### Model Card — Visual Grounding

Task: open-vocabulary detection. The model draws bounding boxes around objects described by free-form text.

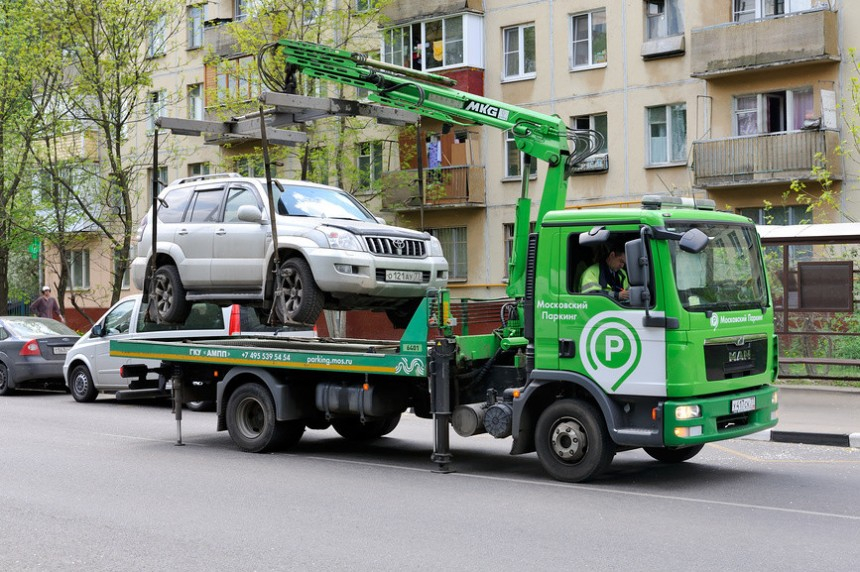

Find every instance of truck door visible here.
[554,226,668,398]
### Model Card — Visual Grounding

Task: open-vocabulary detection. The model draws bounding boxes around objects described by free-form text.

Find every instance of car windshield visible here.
[668,223,769,312]
[4,318,78,337]
[273,182,375,221]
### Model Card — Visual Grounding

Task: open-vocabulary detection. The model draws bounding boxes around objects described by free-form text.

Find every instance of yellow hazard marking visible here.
[709,443,860,463]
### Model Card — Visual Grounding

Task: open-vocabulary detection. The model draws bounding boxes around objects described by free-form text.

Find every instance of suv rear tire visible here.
[152,264,191,324]
[274,257,323,325]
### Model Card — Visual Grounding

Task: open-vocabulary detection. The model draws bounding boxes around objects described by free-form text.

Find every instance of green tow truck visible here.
[112,41,778,482]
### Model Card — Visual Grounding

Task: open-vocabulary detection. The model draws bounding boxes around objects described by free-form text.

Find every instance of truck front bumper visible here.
[662,385,779,447]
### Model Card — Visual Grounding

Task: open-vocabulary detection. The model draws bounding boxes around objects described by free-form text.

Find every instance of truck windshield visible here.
[668,223,769,312]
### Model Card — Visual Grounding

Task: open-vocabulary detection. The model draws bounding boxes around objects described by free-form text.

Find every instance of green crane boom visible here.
[275,40,601,300]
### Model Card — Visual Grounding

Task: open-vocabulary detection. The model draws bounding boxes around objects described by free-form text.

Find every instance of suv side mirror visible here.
[237,204,264,223]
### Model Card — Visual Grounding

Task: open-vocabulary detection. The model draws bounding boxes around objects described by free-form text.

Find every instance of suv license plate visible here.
[731,396,756,414]
[385,270,422,283]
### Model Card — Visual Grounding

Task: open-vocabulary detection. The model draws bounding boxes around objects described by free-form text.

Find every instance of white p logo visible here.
[605,335,624,361]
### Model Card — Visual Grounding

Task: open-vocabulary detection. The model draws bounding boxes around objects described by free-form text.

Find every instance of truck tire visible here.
[70,364,98,403]
[644,444,704,463]
[226,384,304,452]
[332,414,401,441]
[275,258,324,325]
[152,264,190,324]
[535,399,615,483]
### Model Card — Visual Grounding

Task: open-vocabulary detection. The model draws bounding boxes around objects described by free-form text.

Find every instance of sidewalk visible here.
[746,384,860,448]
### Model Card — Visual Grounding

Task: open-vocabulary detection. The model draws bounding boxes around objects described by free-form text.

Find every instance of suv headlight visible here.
[319,225,362,251]
[429,236,444,257]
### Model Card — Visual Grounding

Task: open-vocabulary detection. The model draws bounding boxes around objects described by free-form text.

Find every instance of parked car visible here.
[0,316,79,395]
[130,174,448,327]
[63,294,313,404]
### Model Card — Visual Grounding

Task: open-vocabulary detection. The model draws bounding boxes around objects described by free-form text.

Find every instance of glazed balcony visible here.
[381,165,486,211]
[691,9,838,79]
[692,130,842,189]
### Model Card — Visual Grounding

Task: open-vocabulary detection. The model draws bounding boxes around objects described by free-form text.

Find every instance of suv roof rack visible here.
[173,172,243,186]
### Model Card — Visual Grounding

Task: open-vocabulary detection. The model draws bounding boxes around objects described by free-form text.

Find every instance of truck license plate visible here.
[731,396,756,414]
[385,270,422,283]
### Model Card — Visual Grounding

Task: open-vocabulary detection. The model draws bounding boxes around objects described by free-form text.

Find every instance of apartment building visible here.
[48,0,857,328]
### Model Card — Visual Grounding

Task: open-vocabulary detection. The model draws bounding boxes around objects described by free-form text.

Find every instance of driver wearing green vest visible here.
[580,241,629,302]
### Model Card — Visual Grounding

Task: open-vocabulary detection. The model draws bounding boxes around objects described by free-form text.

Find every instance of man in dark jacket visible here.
[30,285,66,324]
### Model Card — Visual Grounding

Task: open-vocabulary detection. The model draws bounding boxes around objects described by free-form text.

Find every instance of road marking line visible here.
[710,443,860,463]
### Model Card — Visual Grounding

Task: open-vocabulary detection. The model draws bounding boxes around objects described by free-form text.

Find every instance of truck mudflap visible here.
[662,385,778,447]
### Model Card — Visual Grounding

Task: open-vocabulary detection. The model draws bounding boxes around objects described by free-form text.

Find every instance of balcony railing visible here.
[692,130,842,189]
[203,22,242,59]
[381,165,485,210]
[691,9,838,78]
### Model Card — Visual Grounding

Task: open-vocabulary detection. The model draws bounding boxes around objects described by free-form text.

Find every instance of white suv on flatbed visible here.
[131,174,448,326]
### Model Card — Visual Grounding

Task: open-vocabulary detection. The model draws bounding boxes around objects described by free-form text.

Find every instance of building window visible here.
[739,205,812,226]
[429,227,467,280]
[147,90,167,133]
[215,56,259,102]
[570,9,607,69]
[733,0,815,22]
[235,157,272,178]
[67,250,90,290]
[188,162,210,177]
[357,141,383,190]
[147,15,166,58]
[187,5,205,50]
[503,24,536,80]
[147,165,169,204]
[236,0,260,21]
[187,84,204,121]
[571,114,609,172]
[733,88,814,135]
[646,1,683,39]
[647,104,686,165]
[382,14,480,72]
[356,0,375,13]
[505,131,538,178]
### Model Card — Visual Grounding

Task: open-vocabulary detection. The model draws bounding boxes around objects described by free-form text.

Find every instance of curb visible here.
[745,429,860,448]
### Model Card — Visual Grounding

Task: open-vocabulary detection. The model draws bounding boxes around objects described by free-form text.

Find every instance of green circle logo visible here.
[581,315,642,391]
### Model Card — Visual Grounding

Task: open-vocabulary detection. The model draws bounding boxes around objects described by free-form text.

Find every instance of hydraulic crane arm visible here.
[269,40,601,300]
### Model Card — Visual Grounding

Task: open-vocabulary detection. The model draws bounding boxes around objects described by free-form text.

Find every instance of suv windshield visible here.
[274,182,375,221]
[668,223,769,312]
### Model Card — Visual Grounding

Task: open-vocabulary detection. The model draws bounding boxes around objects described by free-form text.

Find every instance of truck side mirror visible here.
[625,238,647,287]
[679,228,709,253]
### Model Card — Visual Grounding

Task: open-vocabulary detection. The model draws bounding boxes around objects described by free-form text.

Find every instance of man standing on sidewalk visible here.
[30,286,66,324]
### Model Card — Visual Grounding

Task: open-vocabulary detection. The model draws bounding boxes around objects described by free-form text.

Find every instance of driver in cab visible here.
[580,241,629,302]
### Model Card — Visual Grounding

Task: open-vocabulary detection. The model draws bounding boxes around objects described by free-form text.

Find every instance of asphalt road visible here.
[2,392,858,572]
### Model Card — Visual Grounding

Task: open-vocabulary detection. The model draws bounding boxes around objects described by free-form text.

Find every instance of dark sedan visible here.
[0,316,79,395]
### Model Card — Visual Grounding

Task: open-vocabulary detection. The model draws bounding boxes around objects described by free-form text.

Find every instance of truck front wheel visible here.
[226,384,304,452]
[535,399,615,483]
[644,444,704,463]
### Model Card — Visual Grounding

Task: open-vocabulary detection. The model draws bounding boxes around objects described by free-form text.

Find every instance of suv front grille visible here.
[364,236,426,257]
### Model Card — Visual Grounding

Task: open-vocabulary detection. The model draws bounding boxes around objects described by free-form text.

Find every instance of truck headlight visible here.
[429,236,444,257]
[675,405,701,420]
[319,226,362,251]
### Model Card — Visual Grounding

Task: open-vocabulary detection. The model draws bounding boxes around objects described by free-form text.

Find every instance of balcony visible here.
[381,165,485,211]
[692,130,842,189]
[691,9,838,79]
[203,22,243,59]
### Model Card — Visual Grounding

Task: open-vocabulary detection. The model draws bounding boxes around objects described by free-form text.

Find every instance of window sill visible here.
[501,74,536,84]
[187,45,202,52]
[645,161,687,169]
[641,35,685,60]
[569,62,607,73]
[501,174,538,183]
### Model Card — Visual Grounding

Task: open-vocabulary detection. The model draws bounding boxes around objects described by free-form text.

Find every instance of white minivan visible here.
[63,294,312,403]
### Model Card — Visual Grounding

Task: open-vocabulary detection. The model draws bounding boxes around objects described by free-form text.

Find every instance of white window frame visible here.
[732,88,814,135]
[188,162,210,177]
[733,0,815,22]
[357,141,383,190]
[646,103,687,166]
[187,5,205,50]
[68,250,91,291]
[569,9,607,70]
[504,131,538,179]
[147,15,167,58]
[383,27,412,69]
[502,23,536,81]
[187,84,204,121]
[429,227,467,281]
[147,165,169,204]
[356,0,374,13]
[381,14,483,72]
[645,0,684,40]
[571,114,609,172]
[236,0,260,21]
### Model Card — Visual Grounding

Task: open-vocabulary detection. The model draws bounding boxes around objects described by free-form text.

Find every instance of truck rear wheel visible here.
[226,384,304,452]
[332,414,401,441]
[644,444,704,463]
[535,399,615,483]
